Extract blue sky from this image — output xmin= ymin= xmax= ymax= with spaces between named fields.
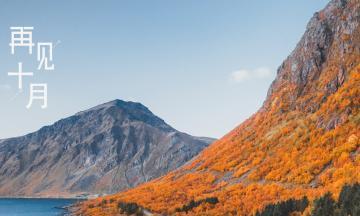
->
xmin=0 ymin=0 xmax=329 ymax=139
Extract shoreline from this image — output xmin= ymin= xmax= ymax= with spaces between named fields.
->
xmin=0 ymin=196 xmax=88 ymax=200
xmin=0 ymin=197 xmax=85 ymax=216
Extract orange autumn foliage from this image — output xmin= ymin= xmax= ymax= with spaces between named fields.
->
xmin=74 ymin=63 xmax=360 ymax=216
xmin=74 ymin=1 xmax=360 ymax=215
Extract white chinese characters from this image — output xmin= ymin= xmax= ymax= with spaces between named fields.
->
xmin=9 ymin=27 xmax=35 ymax=55
xmin=26 ymin=84 xmax=48 ymax=109
xmin=7 ymin=62 xmax=33 ymax=90
xmin=7 ymin=26 xmax=56 ymax=109
xmin=37 ymin=42 xmax=54 ymax=70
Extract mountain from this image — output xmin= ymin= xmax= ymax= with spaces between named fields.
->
xmin=0 ymin=99 xmax=214 ymax=197
xmin=76 ymin=0 xmax=360 ymax=215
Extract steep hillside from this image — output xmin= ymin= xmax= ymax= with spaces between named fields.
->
xmin=0 ymin=100 xmax=214 ymax=197
xmin=76 ymin=0 xmax=359 ymax=215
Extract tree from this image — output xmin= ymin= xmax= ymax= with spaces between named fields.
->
xmin=311 ymin=193 xmax=335 ymax=216
xmin=338 ymin=183 xmax=360 ymax=216
xmin=256 ymin=197 xmax=309 ymax=216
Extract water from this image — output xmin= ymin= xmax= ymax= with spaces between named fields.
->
xmin=0 ymin=198 xmax=81 ymax=216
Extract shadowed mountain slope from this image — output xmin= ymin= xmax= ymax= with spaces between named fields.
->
xmin=0 ymin=99 xmax=214 ymax=197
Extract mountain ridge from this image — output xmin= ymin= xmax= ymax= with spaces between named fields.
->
xmin=0 ymin=99 xmax=215 ymax=198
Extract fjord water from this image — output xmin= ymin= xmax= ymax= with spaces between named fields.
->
xmin=0 ymin=198 xmax=80 ymax=216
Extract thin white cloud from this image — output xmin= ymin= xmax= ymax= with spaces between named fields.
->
xmin=230 ymin=67 xmax=272 ymax=83
xmin=230 ymin=70 xmax=251 ymax=82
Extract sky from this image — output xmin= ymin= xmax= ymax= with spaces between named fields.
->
xmin=0 ymin=0 xmax=329 ymax=139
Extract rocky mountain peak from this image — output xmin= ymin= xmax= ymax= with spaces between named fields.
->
xmin=0 ymin=99 xmax=214 ymax=197
xmin=75 ymin=99 xmax=174 ymax=132
xmin=264 ymin=0 xmax=359 ymax=114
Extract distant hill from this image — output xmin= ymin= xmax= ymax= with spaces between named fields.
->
xmin=75 ymin=0 xmax=360 ymax=215
xmin=0 ymin=99 xmax=214 ymax=197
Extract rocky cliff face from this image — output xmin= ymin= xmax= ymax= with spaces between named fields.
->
xmin=264 ymin=0 xmax=359 ymax=129
xmin=76 ymin=0 xmax=360 ymax=215
xmin=0 ymin=100 xmax=214 ymax=197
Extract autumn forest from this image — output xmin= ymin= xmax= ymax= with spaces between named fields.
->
xmin=72 ymin=0 xmax=360 ymax=215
